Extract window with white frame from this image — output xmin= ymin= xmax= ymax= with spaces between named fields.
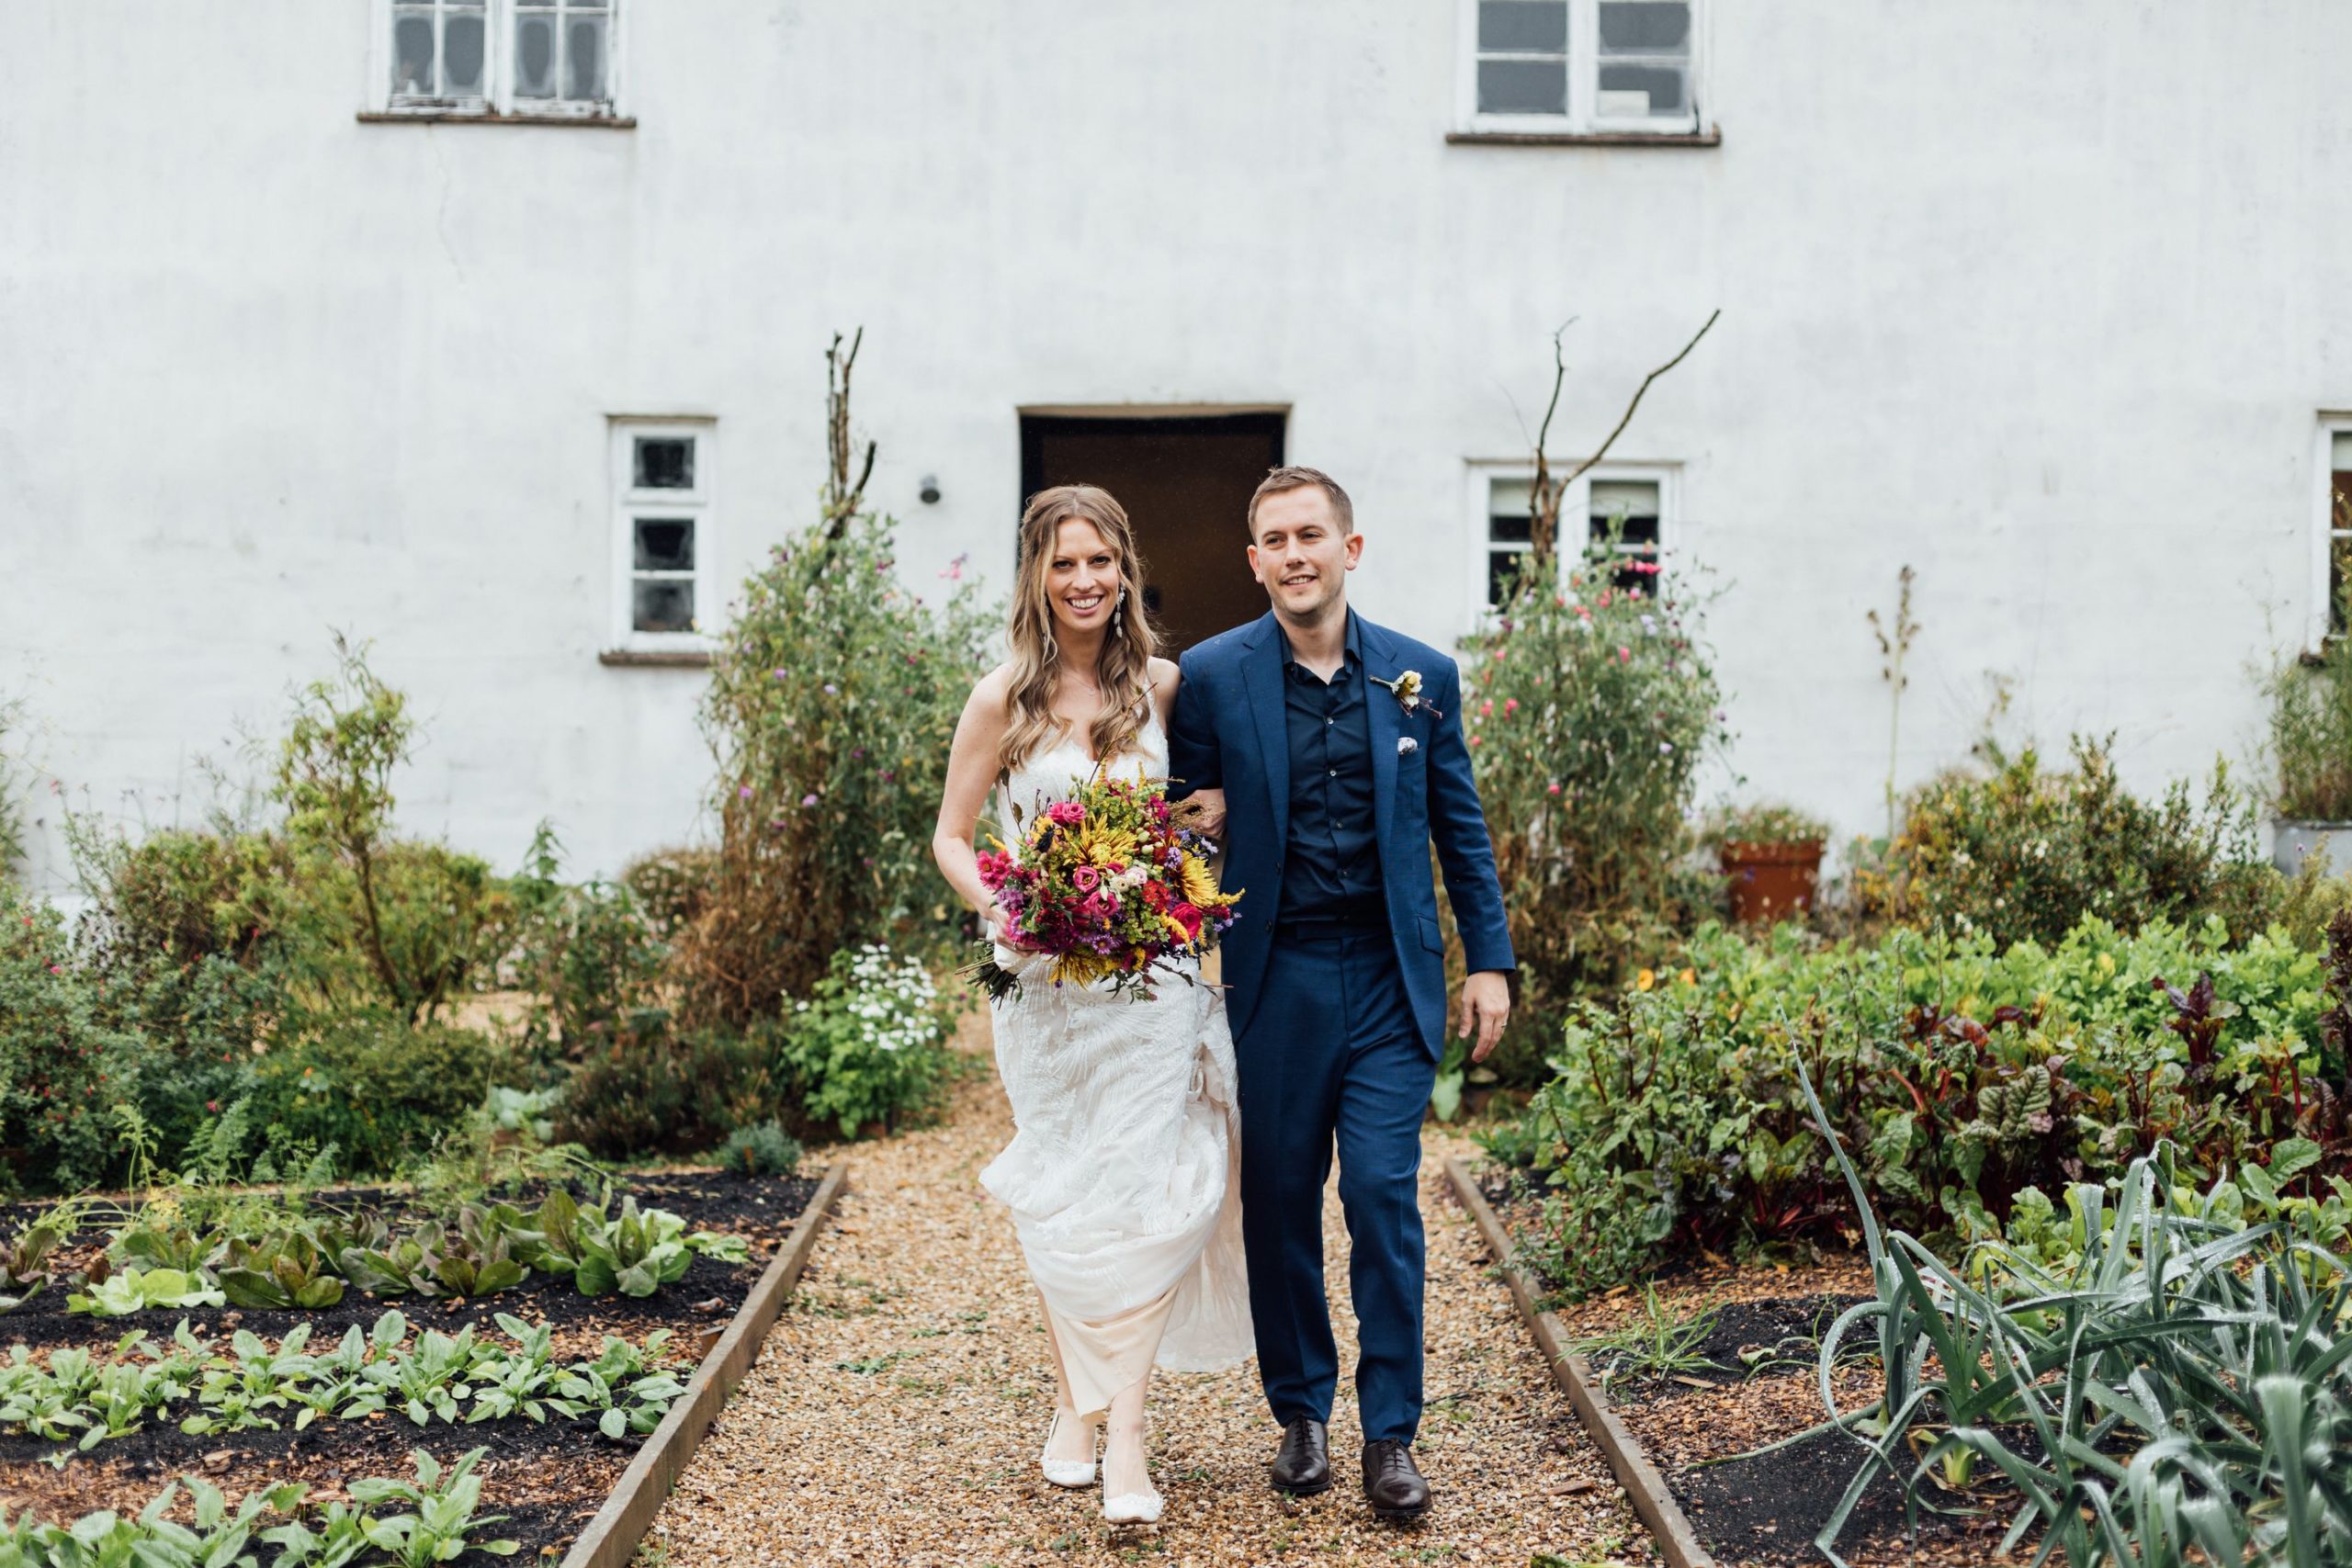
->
xmin=379 ymin=0 xmax=617 ymax=116
xmin=611 ymin=421 xmax=715 ymax=651
xmin=1461 ymin=0 xmax=1700 ymax=133
xmin=1478 ymin=467 xmax=1670 ymax=611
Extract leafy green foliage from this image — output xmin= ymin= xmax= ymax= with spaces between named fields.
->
xmin=1462 ymin=531 xmax=1731 ymax=1079
xmin=0 ymin=1207 xmax=74 ymax=1311
xmin=217 ymin=1228 xmax=345 ymax=1310
xmin=0 ymin=1310 xmax=687 ymax=1455
xmin=772 ymin=944 xmax=955 ymax=1138
xmin=1876 ymin=735 xmax=2283 ymax=951
xmin=1701 ymin=801 xmax=1831 ymax=848
xmin=1484 ymin=914 xmax=2350 ymax=1298
xmin=677 ymin=498 xmax=994 ymax=1029
xmin=718 ymin=1120 xmax=803 ymax=1179
xmin=255 ymin=1011 xmax=505 ymax=1177
xmin=2267 ymin=581 xmax=2352 ymax=821
xmin=0 ymin=885 xmax=142 ymax=1193
xmin=66 ymin=1266 xmax=226 ymax=1317
xmin=503 ymin=822 xmax=668 ymax=1055
xmin=555 ymin=1012 xmax=775 ymax=1159
xmin=1787 ymin=1062 xmax=2352 ymax=1568
xmin=530 ymin=1189 xmax=695 ymax=1298
xmin=1566 ymin=1284 xmax=1722 ymax=1395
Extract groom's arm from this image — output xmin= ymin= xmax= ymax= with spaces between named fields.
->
xmin=1165 ymin=651 xmax=1221 ymax=802
xmin=1426 ymin=657 xmax=1515 ymax=977
xmin=1427 ymin=657 xmax=1513 ymax=1060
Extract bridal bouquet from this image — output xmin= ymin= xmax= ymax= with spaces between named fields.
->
xmin=968 ymin=775 xmax=1241 ymax=1000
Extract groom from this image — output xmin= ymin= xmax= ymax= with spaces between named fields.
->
xmin=1168 ymin=466 xmax=1513 ymax=1520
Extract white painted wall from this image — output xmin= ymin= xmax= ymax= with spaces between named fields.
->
xmin=4 ymin=0 xmax=2345 ymax=892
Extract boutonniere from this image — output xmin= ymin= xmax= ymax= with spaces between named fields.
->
xmin=1371 ymin=670 xmax=1442 ymax=719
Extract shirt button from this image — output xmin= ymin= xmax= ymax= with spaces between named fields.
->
xmin=1328 ymin=768 xmax=1337 ymax=777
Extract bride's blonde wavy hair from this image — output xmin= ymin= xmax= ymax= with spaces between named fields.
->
xmin=998 ymin=485 xmax=1159 ymax=779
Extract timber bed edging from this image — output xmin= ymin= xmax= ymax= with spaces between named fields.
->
xmin=1442 ymin=1155 xmax=1718 ymax=1568
xmin=559 ymin=1160 xmax=850 ymax=1568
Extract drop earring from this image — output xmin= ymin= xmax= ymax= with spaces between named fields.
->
xmin=1112 ymin=587 xmax=1125 ymax=637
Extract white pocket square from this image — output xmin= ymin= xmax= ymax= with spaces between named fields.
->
xmin=1396 ymin=736 xmax=1419 ymax=755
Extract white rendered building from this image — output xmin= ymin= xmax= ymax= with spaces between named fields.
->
xmin=4 ymin=0 xmax=2346 ymax=890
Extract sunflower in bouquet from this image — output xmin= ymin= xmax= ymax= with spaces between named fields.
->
xmin=969 ymin=774 xmax=1241 ymax=1000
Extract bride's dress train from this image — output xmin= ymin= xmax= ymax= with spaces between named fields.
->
xmin=978 ymin=712 xmax=1253 ymax=1424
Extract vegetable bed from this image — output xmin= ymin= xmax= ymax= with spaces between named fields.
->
xmin=0 ymin=1169 xmax=816 ymax=1563
xmin=1476 ymin=1169 xmax=2031 ymax=1567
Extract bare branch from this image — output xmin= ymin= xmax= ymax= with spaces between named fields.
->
xmin=1552 ymin=308 xmax=1720 ymax=496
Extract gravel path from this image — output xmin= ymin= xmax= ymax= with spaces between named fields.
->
xmin=646 ymin=1017 xmax=1647 ymax=1567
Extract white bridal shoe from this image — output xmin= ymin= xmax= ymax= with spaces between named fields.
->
xmin=1102 ymin=1488 xmax=1164 ymax=1526
xmin=1040 ymin=1409 xmax=1099 ymax=1488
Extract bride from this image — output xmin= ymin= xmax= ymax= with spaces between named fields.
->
xmin=932 ymin=484 xmax=1252 ymax=1525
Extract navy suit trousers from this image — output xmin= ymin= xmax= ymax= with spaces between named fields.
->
xmin=1234 ymin=929 xmax=1437 ymax=1446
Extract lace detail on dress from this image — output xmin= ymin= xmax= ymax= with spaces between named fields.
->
xmin=977 ymin=709 xmax=1254 ymax=1374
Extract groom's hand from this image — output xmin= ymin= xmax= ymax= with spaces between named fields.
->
xmin=1188 ymin=787 xmax=1228 ymax=838
xmin=1459 ymin=971 xmax=1510 ymax=1063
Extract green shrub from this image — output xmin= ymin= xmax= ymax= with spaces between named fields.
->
xmin=2267 ymin=581 xmax=2352 ymax=822
xmin=1485 ymin=914 xmax=2348 ymax=1299
xmin=555 ymin=1012 xmax=775 ymax=1159
xmin=773 ymin=944 xmax=955 ymax=1138
xmin=718 ymin=1120 xmax=802 ymax=1178
xmin=1460 ymin=528 xmax=1729 ymax=1079
xmin=675 ymin=366 xmax=994 ymax=1028
xmin=619 ymin=845 xmax=716 ymax=945
xmin=267 ymin=637 xmax=518 ymax=1023
xmin=254 ymin=1011 xmax=507 ymax=1177
xmin=0 ymin=886 xmax=141 ymax=1192
xmin=1882 ymin=735 xmax=2282 ymax=949
xmin=1700 ymin=801 xmax=1831 ymax=848
xmin=504 ymin=825 xmax=666 ymax=1055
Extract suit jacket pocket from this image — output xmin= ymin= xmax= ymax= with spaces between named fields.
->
xmin=1418 ymin=914 xmax=1445 ymax=954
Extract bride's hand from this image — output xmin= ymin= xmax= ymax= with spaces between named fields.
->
xmin=1189 ymin=787 xmax=1228 ymax=838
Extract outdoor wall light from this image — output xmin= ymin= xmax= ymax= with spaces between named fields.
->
xmin=918 ymin=474 xmax=942 ymax=504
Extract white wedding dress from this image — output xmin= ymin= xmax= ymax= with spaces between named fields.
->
xmin=978 ymin=708 xmax=1254 ymax=1420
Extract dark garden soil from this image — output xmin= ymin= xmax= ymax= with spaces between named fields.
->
xmin=3 ymin=1168 xmax=819 ymax=1564
xmin=1482 ymin=1172 xmax=2038 ymax=1566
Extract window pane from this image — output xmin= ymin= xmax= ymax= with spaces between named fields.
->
xmin=1489 ymin=512 xmax=1533 ymax=545
xmin=634 ymin=519 xmax=695 ymax=571
xmin=1480 ymin=58 xmax=1567 ymax=114
xmin=565 ymin=14 xmax=609 ymax=100
xmin=1590 ymin=479 xmax=1659 ymax=518
xmin=633 ymin=580 xmax=695 ymax=634
xmin=515 ymin=13 xmax=557 ymax=96
xmin=391 ymin=10 xmax=435 ymax=96
xmin=1479 ymin=0 xmax=1567 ymax=52
xmin=1591 ymin=480 xmax=1660 ymax=550
xmin=1489 ymin=551 xmax=1523 ymax=605
xmin=1598 ymin=63 xmax=1687 ymax=116
xmin=634 ymin=436 xmax=695 ymax=490
xmin=1598 ymin=2 xmax=1691 ymax=52
xmin=444 ymin=12 xmax=487 ymax=96
xmin=2335 ymin=434 xmax=2352 ymax=470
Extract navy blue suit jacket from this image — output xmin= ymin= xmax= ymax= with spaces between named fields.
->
xmin=1167 ymin=610 xmax=1515 ymax=1059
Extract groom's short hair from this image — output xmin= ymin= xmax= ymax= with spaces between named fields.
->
xmin=1248 ymin=466 xmax=1353 ymax=536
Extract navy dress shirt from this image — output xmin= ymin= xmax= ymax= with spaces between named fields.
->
xmin=1281 ymin=614 xmax=1385 ymax=926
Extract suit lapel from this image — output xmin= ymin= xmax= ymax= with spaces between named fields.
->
xmin=1238 ymin=613 xmax=1291 ymax=850
xmin=1360 ymin=616 xmax=1402 ymax=868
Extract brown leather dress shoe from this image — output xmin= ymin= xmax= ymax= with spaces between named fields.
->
xmin=1270 ymin=1416 xmax=1332 ymax=1495
xmin=1362 ymin=1438 xmax=1430 ymax=1520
